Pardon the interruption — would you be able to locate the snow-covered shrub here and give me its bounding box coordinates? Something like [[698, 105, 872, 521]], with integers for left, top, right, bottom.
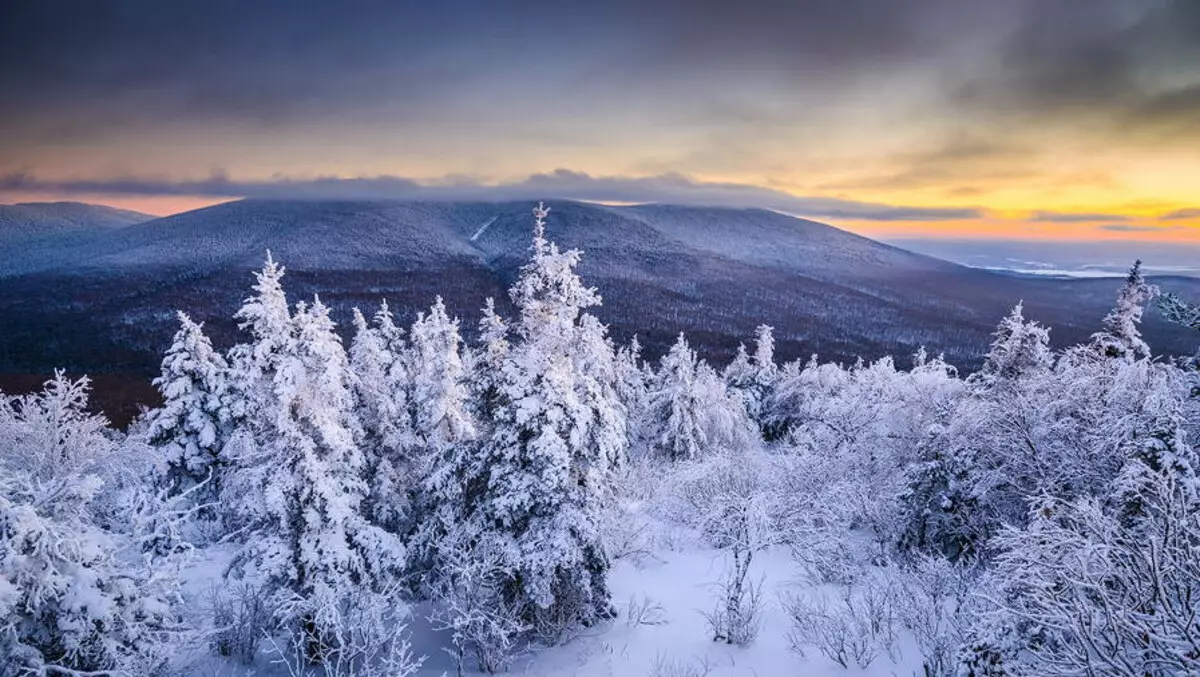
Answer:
[[784, 570, 901, 669], [701, 571, 763, 646], [601, 457, 665, 565], [898, 294, 1187, 561], [976, 463, 1200, 677], [207, 580, 271, 664], [649, 653, 716, 677], [0, 374, 191, 675], [769, 352, 964, 565], [893, 555, 976, 677], [427, 534, 528, 674], [267, 584, 424, 677], [671, 451, 780, 645], [624, 593, 668, 627]]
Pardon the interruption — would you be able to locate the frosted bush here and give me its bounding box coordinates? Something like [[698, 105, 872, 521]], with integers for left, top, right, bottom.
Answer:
[[784, 571, 901, 669]]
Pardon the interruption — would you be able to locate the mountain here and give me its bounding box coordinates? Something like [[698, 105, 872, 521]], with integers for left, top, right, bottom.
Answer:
[[0, 201, 154, 250], [2, 199, 1199, 424]]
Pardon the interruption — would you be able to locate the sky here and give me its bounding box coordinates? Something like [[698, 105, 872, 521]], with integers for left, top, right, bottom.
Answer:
[[1, 0, 1199, 241]]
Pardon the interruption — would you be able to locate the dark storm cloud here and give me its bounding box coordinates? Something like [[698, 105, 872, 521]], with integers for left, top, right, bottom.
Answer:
[[5, 0, 1189, 133], [0, 169, 983, 221], [0, 0, 538, 133], [955, 0, 1200, 131]]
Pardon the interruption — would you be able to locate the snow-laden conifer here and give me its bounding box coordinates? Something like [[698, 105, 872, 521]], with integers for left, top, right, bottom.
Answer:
[[223, 266, 404, 660], [0, 374, 190, 675], [975, 302, 1052, 387], [1089, 260, 1158, 361], [147, 311, 230, 500], [650, 333, 756, 461], [408, 296, 476, 458], [426, 202, 627, 645]]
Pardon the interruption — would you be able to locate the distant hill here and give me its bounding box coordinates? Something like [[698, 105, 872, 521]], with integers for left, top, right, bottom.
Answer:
[[2, 199, 1199, 424], [0, 201, 153, 250]]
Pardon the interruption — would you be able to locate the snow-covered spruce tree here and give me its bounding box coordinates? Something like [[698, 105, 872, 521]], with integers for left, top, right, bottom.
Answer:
[[223, 265, 404, 661], [425, 202, 627, 647], [408, 296, 476, 466], [0, 374, 189, 675], [723, 325, 777, 432], [649, 333, 756, 461], [614, 335, 653, 455], [348, 301, 416, 530], [224, 251, 294, 430], [471, 297, 510, 423], [974, 302, 1053, 388], [1087, 260, 1158, 361], [147, 311, 230, 502], [349, 301, 409, 460]]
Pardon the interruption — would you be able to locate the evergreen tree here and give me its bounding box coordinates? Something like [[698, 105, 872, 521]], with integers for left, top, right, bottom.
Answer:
[[651, 334, 755, 461], [348, 302, 415, 529], [471, 297, 510, 422], [752, 324, 777, 381], [975, 302, 1053, 387], [225, 252, 293, 426], [723, 344, 754, 396], [223, 268, 403, 658], [724, 325, 777, 429], [614, 335, 652, 454], [426, 202, 626, 640], [408, 296, 476, 457], [147, 311, 230, 500], [1089, 260, 1158, 361]]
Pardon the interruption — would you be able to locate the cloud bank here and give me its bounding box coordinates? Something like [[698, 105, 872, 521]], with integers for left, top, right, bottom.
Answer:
[[0, 169, 983, 222]]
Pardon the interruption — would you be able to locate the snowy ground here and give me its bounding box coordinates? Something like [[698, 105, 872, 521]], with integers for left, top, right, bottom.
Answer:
[[178, 542, 925, 677]]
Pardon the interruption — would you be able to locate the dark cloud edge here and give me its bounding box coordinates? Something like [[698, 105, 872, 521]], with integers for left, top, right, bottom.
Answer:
[[0, 169, 984, 222]]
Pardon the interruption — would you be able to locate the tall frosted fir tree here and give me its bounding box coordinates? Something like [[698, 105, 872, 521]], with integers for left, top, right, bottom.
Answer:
[[650, 334, 756, 461], [348, 301, 415, 529], [1090, 260, 1158, 361], [471, 297, 510, 422], [147, 311, 230, 500], [724, 324, 777, 427], [225, 251, 293, 426], [348, 302, 409, 457], [614, 335, 652, 454], [427, 203, 627, 640], [223, 265, 403, 658], [408, 296, 476, 460]]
